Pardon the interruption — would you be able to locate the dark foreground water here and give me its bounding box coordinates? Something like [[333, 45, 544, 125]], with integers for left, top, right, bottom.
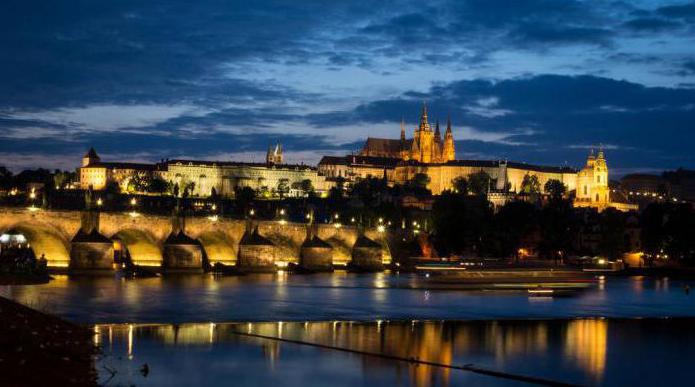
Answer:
[[3, 273, 695, 386], [95, 319, 695, 386]]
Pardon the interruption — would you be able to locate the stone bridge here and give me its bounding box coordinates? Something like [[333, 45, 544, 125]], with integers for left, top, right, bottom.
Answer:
[[0, 207, 393, 271]]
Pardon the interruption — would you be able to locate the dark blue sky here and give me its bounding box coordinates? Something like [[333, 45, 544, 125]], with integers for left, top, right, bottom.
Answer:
[[1, 0, 695, 175]]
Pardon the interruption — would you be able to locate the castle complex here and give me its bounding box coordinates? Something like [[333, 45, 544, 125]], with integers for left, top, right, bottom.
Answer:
[[319, 103, 635, 211], [78, 103, 634, 211]]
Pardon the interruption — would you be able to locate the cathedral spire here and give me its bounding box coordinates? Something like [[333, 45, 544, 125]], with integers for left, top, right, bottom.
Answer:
[[400, 117, 406, 141], [419, 102, 430, 131], [434, 119, 441, 142], [446, 115, 452, 135]]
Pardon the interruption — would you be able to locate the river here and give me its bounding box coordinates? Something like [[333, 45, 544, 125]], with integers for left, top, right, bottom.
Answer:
[[2, 273, 695, 386]]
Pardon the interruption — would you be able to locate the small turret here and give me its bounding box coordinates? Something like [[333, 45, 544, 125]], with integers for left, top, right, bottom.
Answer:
[[82, 147, 100, 167]]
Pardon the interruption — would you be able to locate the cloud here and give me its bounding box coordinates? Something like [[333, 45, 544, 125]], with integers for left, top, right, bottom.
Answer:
[[7, 104, 207, 134], [2, 0, 695, 174], [622, 17, 681, 31], [657, 2, 695, 19]]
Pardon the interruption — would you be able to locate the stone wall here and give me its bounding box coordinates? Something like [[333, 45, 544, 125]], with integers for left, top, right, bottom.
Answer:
[[69, 241, 114, 272], [163, 244, 204, 273]]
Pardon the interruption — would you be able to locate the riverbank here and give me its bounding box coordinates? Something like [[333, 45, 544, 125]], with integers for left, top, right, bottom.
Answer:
[[0, 273, 50, 285], [0, 296, 97, 386]]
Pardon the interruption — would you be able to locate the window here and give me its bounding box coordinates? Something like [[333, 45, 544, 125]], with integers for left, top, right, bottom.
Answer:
[[596, 194, 599, 202], [584, 186, 587, 195]]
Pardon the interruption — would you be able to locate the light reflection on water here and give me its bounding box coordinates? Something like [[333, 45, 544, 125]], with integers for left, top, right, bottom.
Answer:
[[95, 319, 695, 387]]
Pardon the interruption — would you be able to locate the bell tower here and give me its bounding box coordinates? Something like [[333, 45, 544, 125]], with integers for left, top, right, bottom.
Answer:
[[442, 116, 455, 161]]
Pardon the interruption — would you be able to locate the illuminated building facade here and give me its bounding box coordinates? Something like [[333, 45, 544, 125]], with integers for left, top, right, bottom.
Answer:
[[79, 148, 155, 190], [160, 159, 331, 198], [360, 103, 455, 163], [79, 146, 331, 197]]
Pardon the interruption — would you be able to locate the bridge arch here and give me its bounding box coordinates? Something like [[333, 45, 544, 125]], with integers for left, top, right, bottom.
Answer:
[[111, 228, 162, 267], [0, 222, 71, 268], [197, 230, 237, 266]]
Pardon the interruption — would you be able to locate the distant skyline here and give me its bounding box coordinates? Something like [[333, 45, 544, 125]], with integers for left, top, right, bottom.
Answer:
[[1, 0, 695, 176]]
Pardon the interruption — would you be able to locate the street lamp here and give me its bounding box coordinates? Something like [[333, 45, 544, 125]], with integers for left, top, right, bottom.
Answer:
[[96, 198, 103, 207]]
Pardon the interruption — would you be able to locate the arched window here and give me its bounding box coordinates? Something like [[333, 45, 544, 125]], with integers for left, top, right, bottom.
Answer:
[[596, 194, 599, 202], [584, 186, 588, 195], [597, 175, 601, 183]]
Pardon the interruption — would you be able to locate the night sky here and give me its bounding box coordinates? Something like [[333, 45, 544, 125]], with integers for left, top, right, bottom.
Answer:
[[1, 0, 695, 176]]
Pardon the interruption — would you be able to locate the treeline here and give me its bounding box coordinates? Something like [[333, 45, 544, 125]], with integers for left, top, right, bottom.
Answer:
[[0, 167, 76, 191], [430, 189, 695, 265]]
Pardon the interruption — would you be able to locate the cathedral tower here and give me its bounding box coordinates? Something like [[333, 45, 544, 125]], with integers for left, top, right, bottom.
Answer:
[[411, 103, 435, 163], [266, 143, 283, 165], [442, 116, 455, 161]]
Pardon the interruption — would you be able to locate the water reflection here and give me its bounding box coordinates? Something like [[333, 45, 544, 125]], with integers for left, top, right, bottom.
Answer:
[[564, 319, 607, 381], [94, 319, 624, 386]]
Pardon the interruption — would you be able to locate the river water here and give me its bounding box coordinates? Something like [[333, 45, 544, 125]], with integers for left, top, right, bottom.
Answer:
[[3, 273, 695, 386]]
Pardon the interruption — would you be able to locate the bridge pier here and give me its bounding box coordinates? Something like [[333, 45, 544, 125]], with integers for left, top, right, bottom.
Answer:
[[299, 224, 333, 272], [69, 210, 114, 273], [350, 234, 384, 272], [237, 222, 276, 273], [162, 211, 204, 273]]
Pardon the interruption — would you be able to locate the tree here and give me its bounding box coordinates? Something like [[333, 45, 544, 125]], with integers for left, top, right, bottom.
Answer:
[[328, 177, 345, 201], [149, 176, 168, 194], [598, 208, 628, 260], [235, 186, 256, 214], [521, 174, 541, 194], [452, 176, 468, 195], [432, 192, 493, 256], [0, 166, 13, 189], [544, 179, 566, 200], [413, 173, 430, 190], [300, 179, 315, 197], [182, 181, 195, 198], [277, 179, 290, 198], [104, 180, 121, 195], [491, 201, 539, 259], [468, 170, 491, 196], [537, 198, 576, 262], [53, 170, 75, 189]]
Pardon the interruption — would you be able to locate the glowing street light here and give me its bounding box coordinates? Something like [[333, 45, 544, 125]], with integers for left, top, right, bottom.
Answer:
[[249, 209, 255, 216], [96, 198, 103, 206], [130, 198, 137, 206]]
